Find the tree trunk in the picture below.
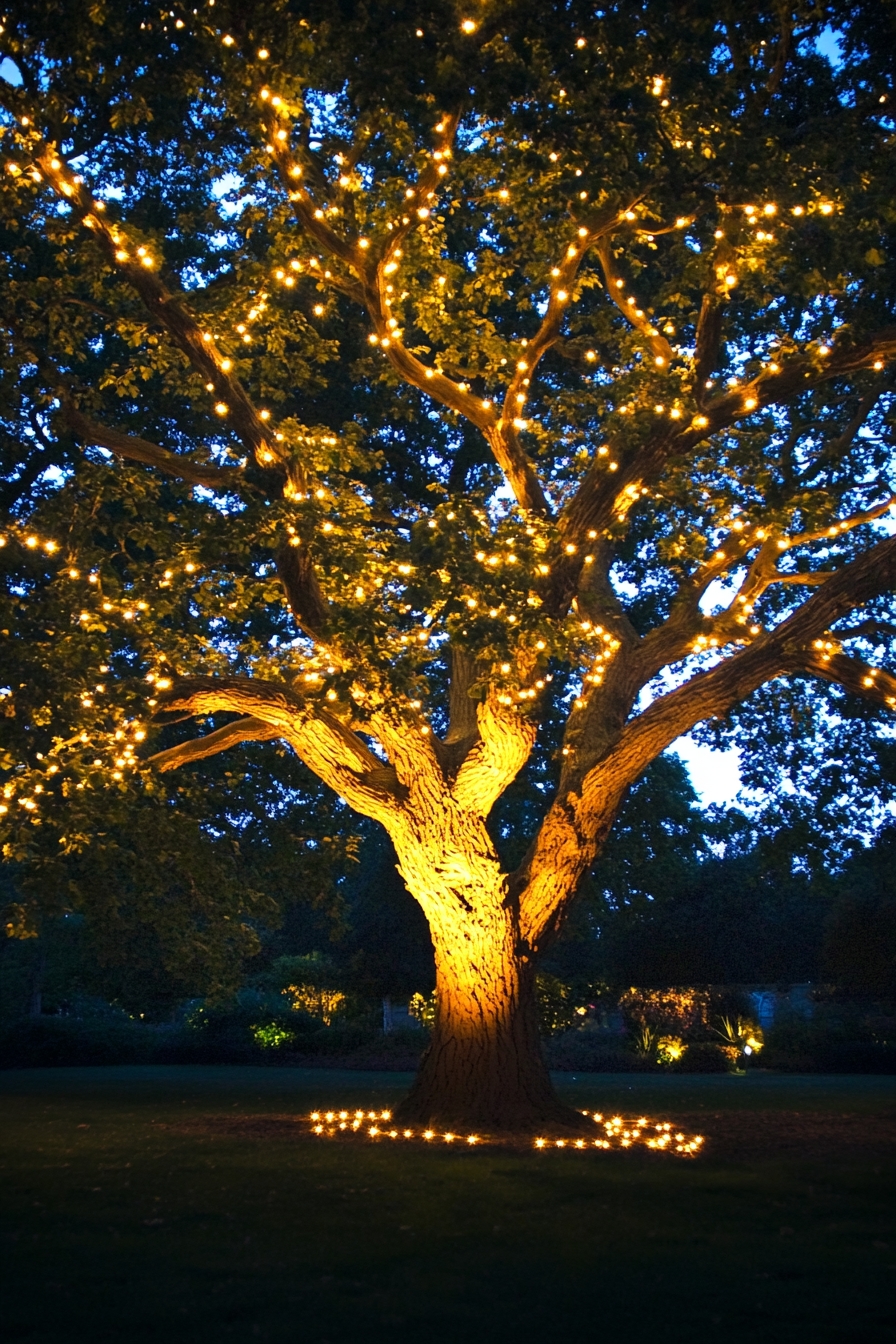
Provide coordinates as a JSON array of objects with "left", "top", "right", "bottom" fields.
[
  {"left": 394, "top": 908, "right": 580, "bottom": 1132},
  {"left": 377, "top": 747, "right": 588, "bottom": 1133}
]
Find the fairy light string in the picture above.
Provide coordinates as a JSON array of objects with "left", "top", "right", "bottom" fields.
[{"left": 306, "top": 1108, "right": 704, "bottom": 1156}]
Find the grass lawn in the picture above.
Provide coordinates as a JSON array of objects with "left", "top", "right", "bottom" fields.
[{"left": 1, "top": 1066, "right": 894, "bottom": 1343}]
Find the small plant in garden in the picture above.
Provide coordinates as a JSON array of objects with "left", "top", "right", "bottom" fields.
[
  {"left": 656, "top": 1036, "right": 687, "bottom": 1065},
  {"left": 713, "top": 1015, "right": 764, "bottom": 1065},
  {"left": 630, "top": 1023, "right": 660, "bottom": 1059},
  {"left": 250, "top": 1022, "right": 296, "bottom": 1050},
  {"left": 408, "top": 991, "right": 437, "bottom": 1029}
]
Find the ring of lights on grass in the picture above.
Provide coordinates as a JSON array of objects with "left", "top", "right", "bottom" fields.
[{"left": 307, "top": 1109, "right": 705, "bottom": 1155}]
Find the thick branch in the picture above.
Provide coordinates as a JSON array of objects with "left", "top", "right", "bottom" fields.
[
  {"left": 782, "top": 493, "right": 896, "bottom": 550},
  {"left": 274, "top": 539, "right": 330, "bottom": 640},
  {"left": 446, "top": 646, "right": 479, "bottom": 744},
  {"left": 797, "top": 648, "right": 896, "bottom": 710},
  {"left": 63, "top": 404, "right": 245, "bottom": 492},
  {"left": 360, "top": 277, "right": 553, "bottom": 514},
  {"left": 473, "top": 205, "right": 639, "bottom": 514},
  {"left": 267, "top": 101, "right": 642, "bottom": 517},
  {"left": 613, "top": 531, "right": 896, "bottom": 780},
  {"left": 262, "top": 104, "right": 553, "bottom": 509},
  {"left": 156, "top": 676, "right": 405, "bottom": 819},
  {"left": 724, "top": 493, "right": 896, "bottom": 616},
  {"left": 147, "top": 716, "right": 279, "bottom": 771},
  {"left": 694, "top": 292, "right": 724, "bottom": 400},
  {"left": 7, "top": 127, "right": 333, "bottom": 644},
  {"left": 452, "top": 695, "right": 537, "bottom": 816},
  {"left": 702, "top": 330, "right": 896, "bottom": 429}
]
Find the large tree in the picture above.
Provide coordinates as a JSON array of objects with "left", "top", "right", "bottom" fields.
[{"left": 1, "top": 0, "right": 894, "bottom": 1128}]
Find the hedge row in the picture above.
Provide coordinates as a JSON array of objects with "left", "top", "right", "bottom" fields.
[{"left": 3, "top": 1014, "right": 894, "bottom": 1073}]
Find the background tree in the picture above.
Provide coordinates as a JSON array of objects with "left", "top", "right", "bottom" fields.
[
  {"left": 1, "top": 0, "right": 894, "bottom": 1128},
  {"left": 821, "top": 823, "right": 896, "bottom": 1000}
]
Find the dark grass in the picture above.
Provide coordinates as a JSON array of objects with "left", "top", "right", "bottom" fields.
[{"left": 2, "top": 1067, "right": 894, "bottom": 1343}]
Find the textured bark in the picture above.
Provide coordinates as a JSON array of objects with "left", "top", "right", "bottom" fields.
[
  {"left": 395, "top": 903, "right": 578, "bottom": 1131},
  {"left": 383, "top": 794, "right": 584, "bottom": 1131}
]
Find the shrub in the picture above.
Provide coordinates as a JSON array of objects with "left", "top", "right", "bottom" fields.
[
  {"left": 672, "top": 1042, "right": 732, "bottom": 1073},
  {"left": 619, "top": 986, "right": 711, "bottom": 1036},
  {"left": 250, "top": 1022, "right": 297, "bottom": 1049},
  {"left": 0, "top": 1014, "right": 152, "bottom": 1067},
  {"left": 175, "top": 988, "right": 320, "bottom": 1061},
  {"left": 762, "top": 1000, "right": 896, "bottom": 1073},
  {"left": 280, "top": 985, "right": 347, "bottom": 1025},
  {"left": 545, "top": 1034, "right": 655, "bottom": 1072},
  {"left": 536, "top": 973, "right": 589, "bottom": 1036}
]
